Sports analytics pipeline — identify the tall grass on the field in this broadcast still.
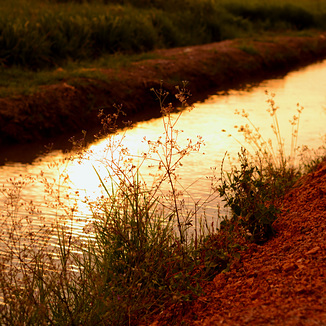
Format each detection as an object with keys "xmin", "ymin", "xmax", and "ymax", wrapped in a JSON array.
[
  {"xmin": 0, "ymin": 84, "xmax": 230, "ymax": 325},
  {"xmin": 0, "ymin": 84, "xmax": 325, "ymax": 324},
  {"xmin": 1, "ymin": 0, "xmax": 325, "ymax": 69}
]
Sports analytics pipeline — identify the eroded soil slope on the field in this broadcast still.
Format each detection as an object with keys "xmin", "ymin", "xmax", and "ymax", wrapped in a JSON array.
[{"xmin": 151, "ymin": 160, "xmax": 326, "ymax": 325}]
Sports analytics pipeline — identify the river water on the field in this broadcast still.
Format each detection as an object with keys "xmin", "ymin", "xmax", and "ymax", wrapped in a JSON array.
[{"xmin": 1, "ymin": 59, "xmax": 326, "ymax": 237}]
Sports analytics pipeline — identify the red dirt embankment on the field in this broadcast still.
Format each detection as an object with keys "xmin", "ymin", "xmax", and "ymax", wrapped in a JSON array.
[
  {"xmin": 1, "ymin": 33, "xmax": 326, "ymax": 144},
  {"xmin": 149, "ymin": 160, "xmax": 326, "ymax": 325}
]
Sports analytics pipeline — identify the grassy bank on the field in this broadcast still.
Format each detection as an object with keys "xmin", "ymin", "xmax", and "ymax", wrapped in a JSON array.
[
  {"xmin": 1, "ymin": 0, "xmax": 325, "ymax": 71},
  {"xmin": 2, "ymin": 33, "xmax": 326, "ymax": 146},
  {"xmin": 1, "ymin": 0, "xmax": 326, "ymax": 145},
  {"xmin": 0, "ymin": 84, "xmax": 325, "ymax": 325}
]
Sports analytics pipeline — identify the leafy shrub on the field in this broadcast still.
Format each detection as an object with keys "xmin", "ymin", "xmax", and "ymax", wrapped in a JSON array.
[
  {"xmin": 217, "ymin": 149, "xmax": 280, "ymax": 243},
  {"xmin": 216, "ymin": 92, "xmax": 303, "ymax": 243}
]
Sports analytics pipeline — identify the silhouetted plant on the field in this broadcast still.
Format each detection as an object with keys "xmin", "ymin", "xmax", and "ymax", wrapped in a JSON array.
[
  {"xmin": 0, "ymin": 83, "xmax": 227, "ymax": 325},
  {"xmin": 216, "ymin": 92, "xmax": 304, "ymax": 243}
]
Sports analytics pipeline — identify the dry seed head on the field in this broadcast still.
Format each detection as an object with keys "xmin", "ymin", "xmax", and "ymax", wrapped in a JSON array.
[
  {"xmin": 296, "ymin": 103, "xmax": 304, "ymax": 113},
  {"xmin": 241, "ymin": 109, "xmax": 249, "ymax": 118},
  {"xmin": 289, "ymin": 114, "xmax": 298, "ymax": 125}
]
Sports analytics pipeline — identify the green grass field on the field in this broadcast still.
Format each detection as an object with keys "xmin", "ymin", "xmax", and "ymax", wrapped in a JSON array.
[
  {"xmin": 0, "ymin": 0, "xmax": 325, "ymax": 97},
  {"xmin": 0, "ymin": 0, "xmax": 325, "ymax": 70}
]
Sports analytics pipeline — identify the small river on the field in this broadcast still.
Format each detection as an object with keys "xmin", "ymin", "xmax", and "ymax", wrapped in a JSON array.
[{"xmin": 1, "ymin": 58, "xmax": 326, "ymax": 237}]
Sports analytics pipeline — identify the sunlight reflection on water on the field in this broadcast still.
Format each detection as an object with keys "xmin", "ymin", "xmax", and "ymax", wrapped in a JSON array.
[{"xmin": 1, "ymin": 59, "xmax": 326, "ymax": 236}]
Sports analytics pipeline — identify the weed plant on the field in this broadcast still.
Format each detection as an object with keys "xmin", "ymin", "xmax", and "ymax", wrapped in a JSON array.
[
  {"xmin": 0, "ymin": 83, "xmax": 324, "ymax": 323},
  {"xmin": 216, "ymin": 91, "xmax": 304, "ymax": 243},
  {"xmin": 0, "ymin": 83, "xmax": 230, "ymax": 325}
]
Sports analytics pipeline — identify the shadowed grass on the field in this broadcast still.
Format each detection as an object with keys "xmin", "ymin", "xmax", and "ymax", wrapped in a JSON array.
[
  {"xmin": 0, "ymin": 0, "xmax": 325, "ymax": 70},
  {"xmin": 1, "ymin": 0, "xmax": 325, "ymax": 98},
  {"xmin": 0, "ymin": 52, "xmax": 159, "ymax": 97}
]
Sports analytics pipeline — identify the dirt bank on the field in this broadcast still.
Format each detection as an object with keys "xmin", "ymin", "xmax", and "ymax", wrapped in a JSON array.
[
  {"xmin": 1, "ymin": 33, "xmax": 326, "ymax": 145},
  {"xmin": 147, "ymin": 159, "xmax": 326, "ymax": 325}
]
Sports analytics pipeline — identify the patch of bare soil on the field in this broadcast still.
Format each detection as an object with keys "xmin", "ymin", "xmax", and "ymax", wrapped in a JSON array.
[
  {"xmin": 1, "ymin": 33, "xmax": 326, "ymax": 144},
  {"xmin": 149, "ymin": 160, "xmax": 326, "ymax": 326}
]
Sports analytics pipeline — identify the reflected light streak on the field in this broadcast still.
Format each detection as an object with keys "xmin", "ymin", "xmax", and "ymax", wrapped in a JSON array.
[{"xmin": 1, "ymin": 59, "xmax": 326, "ymax": 239}]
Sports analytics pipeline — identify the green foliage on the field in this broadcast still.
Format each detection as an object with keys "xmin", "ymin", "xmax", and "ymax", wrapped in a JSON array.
[
  {"xmin": 0, "ymin": 84, "xmax": 229, "ymax": 325},
  {"xmin": 217, "ymin": 92, "xmax": 304, "ymax": 244},
  {"xmin": 218, "ymin": 149, "xmax": 280, "ymax": 244},
  {"xmin": 0, "ymin": 83, "xmax": 324, "ymax": 323},
  {"xmin": 0, "ymin": 0, "xmax": 324, "ymax": 69},
  {"xmin": 0, "ymin": 5, "xmax": 159, "ymax": 69},
  {"xmin": 79, "ymin": 174, "xmax": 205, "ymax": 324},
  {"xmin": 224, "ymin": 3, "xmax": 316, "ymax": 30}
]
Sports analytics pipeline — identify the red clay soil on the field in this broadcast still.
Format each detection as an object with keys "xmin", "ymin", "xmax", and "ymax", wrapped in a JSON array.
[
  {"xmin": 1, "ymin": 33, "xmax": 326, "ymax": 144},
  {"xmin": 149, "ymin": 160, "xmax": 326, "ymax": 326}
]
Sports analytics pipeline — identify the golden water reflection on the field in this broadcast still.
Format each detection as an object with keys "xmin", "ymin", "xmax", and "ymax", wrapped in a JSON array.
[
  {"xmin": 68, "ymin": 59, "xmax": 326, "ymax": 224},
  {"xmin": 1, "ymin": 59, "xmax": 326, "ymax": 237}
]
